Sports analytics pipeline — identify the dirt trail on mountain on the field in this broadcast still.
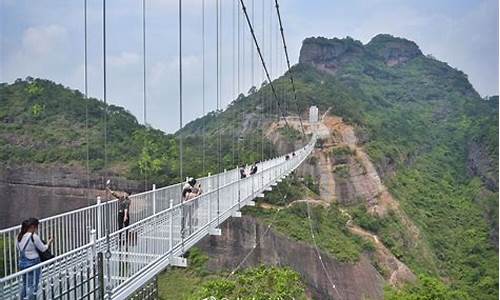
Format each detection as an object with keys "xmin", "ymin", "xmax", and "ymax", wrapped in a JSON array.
[
  {"xmin": 340, "ymin": 208, "xmax": 416, "ymax": 286},
  {"xmin": 271, "ymin": 109, "xmax": 420, "ymax": 286}
]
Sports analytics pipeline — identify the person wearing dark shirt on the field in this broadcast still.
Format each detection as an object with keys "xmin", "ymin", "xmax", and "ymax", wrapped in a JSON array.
[
  {"xmin": 239, "ymin": 166, "xmax": 247, "ymax": 179},
  {"xmin": 249, "ymin": 162, "xmax": 258, "ymax": 175},
  {"xmin": 107, "ymin": 187, "xmax": 131, "ymax": 230}
]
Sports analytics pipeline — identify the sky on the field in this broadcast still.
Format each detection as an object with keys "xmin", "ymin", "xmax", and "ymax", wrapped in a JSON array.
[{"xmin": 1, "ymin": 0, "xmax": 498, "ymax": 133}]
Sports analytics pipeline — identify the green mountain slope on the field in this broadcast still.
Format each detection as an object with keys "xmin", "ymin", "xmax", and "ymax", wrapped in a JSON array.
[
  {"xmin": 180, "ymin": 34, "xmax": 498, "ymax": 299},
  {"xmin": 0, "ymin": 78, "xmax": 276, "ymax": 187},
  {"xmin": 0, "ymin": 33, "xmax": 497, "ymax": 299}
]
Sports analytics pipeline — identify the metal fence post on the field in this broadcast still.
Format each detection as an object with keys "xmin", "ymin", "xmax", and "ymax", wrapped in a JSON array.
[
  {"xmin": 97, "ymin": 252, "xmax": 105, "ymax": 300},
  {"xmin": 105, "ymin": 232, "xmax": 112, "ymax": 299},
  {"xmin": 89, "ymin": 229, "xmax": 97, "ymax": 297},
  {"xmin": 169, "ymin": 199, "xmax": 174, "ymax": 255},
  {"xmin": 152, "ymin": 184, "xmax": 156, "ymax": 215},
  {"xmin": 208, "ymin": 172, "xmax": 212, "ymax": 191},
  {"xmin": 97, "ymin": 196, "xmax": 102, "ymax": 239}
]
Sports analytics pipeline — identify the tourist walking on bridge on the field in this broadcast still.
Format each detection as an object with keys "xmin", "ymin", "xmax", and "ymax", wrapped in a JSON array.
[
  {"xmin": 107, "ymin": 187, "xmax": 131, "ymax": 230},
  {"xmin": 182, "ymin": 178, "xmax": 203, "ymax": 236},
  {"xmin": 17, "ymin": 218, "xmax": 53, "ymax": 300},
  {"xmin": 249, "ymin": 162, "xmax": 258, "ymax": 175}
]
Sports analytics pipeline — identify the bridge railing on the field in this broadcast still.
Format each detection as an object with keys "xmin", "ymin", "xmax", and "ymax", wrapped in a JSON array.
[
  {"xmin": 0, "ymin": 144, "xmax": 303, "ymax": 277},
  {"xmin": 0, "ymin": 137, "xmax": 315, "ymax": 299}
]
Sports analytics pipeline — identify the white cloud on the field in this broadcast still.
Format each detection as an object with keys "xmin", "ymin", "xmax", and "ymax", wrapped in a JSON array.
[
  {"xmin": 108, "ymin": 52, "xmax": 141, "ymax": 67},
  {"xmin": 22, "ymin": 25, "xmax": 68, "ymax": 57},
  {"xmin": 1, "ymin": 0, "xmax": 497, "ymax": 133}
]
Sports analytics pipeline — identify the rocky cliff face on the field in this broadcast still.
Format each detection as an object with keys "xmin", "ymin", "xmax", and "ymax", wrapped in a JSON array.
[
  {"xmin": 299, "ymin": 34, "xmax": 423, "ymax": 74},
  {"xmin": 197, "ymin": 216, "xmax": 385, "ymax": 300},
  {"xmin": 299, "ymin": 37, "xmax": 365, "ymax": 74},
  {"xmin": 0, "ymin": 164, "xmax": 142, "ymax": 228},
  {"xmin": 366, "ymin": 34, "xmax": 422, "ymax": 66}
]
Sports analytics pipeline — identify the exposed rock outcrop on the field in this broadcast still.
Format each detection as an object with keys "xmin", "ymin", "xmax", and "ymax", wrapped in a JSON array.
[
  {"xmin": 299, "ymin": 37, "xmax": 364, "ymax": 75},
  {"xmin": 467, "ymin": 141, "xmax": 498, "ymax": 192},
  {"xmin": 299, "ymin": 34, "xmax": 423, "ymax": 74},
  {"xmin": 197, "ymin": 216, "xmax": 385, "ymax": 300},
  {"xmin": 366, "ymin": 34, "xmax": 422, "ymax": 66},
  {"xmin": 0, "ymin": 164, "xmax": 142, "ymax": 228}
]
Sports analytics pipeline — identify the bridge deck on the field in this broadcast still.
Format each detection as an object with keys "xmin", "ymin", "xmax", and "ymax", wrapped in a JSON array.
[{"xmin": 0, "ymin": 136, "xmax": 315, "ymax": 299}]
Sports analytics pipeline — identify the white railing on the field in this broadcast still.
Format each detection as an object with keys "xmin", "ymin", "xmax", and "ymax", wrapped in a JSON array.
[
  {"xmin": 0, "ymin": 151, "xmax": 288, "ymax": 277},
  {"xmin": 0, "ymin": 136, "xmax": 315, "ymax": 299}
]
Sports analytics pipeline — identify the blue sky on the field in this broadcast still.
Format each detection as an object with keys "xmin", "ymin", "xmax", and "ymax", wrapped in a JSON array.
[{"xmin": 1, "ymin": 0, "xmax": 498, "ymax": 133}]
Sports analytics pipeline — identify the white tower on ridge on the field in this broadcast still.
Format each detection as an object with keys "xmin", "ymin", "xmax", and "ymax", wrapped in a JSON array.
[{"xmin": 309, "ymin": 106, "xmax": 319, "ymax": 123}]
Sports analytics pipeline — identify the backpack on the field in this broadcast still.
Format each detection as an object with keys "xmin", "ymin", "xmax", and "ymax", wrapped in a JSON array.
[{"xmin": 31, "ymin": 235, "xmax": 54, "ymax": 262}]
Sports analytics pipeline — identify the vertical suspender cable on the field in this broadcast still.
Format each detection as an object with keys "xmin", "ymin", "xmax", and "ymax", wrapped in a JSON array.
[
  {"xmin": 268, "ymin": 0, "xmax": 273, "ymax": 156},
  {"xmin": 216, "ymin": 0, "xmax": 221, "ymax": 226},
  {"xmin": 237, "ymin": 0, "xmax": 241, "ymax": 165},
  {"xmin": 84, "ymin": 0, "xmax": 90, "ymax": 205},
  {"xmin": 273, "ymin": 0, "xmax": 306, "ymax": 137},
  {"xmin": 242, "ymin": 4, "xmax": 245, "ymax": 94},
  {"xmin": 142, "ymin": 0, "xmax": 147, "ymax": 125},
  {"xmin": 238, "ymin": 0, "xmax": 289, "ymax": 128},
  {"xmin": 102, "ymin": 2, "xmax": 112, "ymax": 295},
  {"xmin": 142, "ymin": 0, "xmax": 148, "ymax": 190},
  {"xmin": 232, "ymin": 0, "xmax": 236, "ymax": 166},
  {"xmin": 178, "ymin": 0, "xmax": 185, "ymax": 253},
  {"xmin": 251, "ymin": 0, "xmax": 255, "ymax": 89},
  {"xmin": 275, "ymin": 14, "xmax": 280, "ymax": 121},
  {"xmin": 269, "ymin": 0, "xmax": 272, "ymax": 83},
  {"xmin": 202, "ymin": 0, "xmax": 206, "ymax": 174},
  {"xmin": 178, "ymin": 0, "xmax": 183, "ymax": 182},
  {"xmin": 251, "ymin": 0, "xmax": 256, "ymax": 156},
  {"xmin": 261, "ymin": 0, "xmax": 265, "ymax": 161},
  {"xmin": 102, "ymin": 0, "xmax": 108, "ymax": 186}
]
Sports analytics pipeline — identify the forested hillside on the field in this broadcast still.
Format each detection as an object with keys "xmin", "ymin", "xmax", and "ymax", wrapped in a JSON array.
[
  {"xmin": 0, "ymin": 33, "xmax": 497, "ymax": 299},
  {"xmin": 0, "ymin": 78, "xmax": 276, "ymax": 187},
  {"xmin": 178, "ymin": 34, "xmax": 499, "ymax": 299}
]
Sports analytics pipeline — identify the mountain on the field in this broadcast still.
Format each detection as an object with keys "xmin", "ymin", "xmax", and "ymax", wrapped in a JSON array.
[
  {"xmin": 0, "ymin": 33, "xmax": 498, "ymax": 299},
  {"xmin": 176, "ymin": 34, "xmax": 498, "ymax": 299}
]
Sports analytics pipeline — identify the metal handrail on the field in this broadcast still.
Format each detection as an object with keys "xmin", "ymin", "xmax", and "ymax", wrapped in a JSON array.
[{"xmin": 0, "ymin": 136, "xmax": 315, "ymax": 300}]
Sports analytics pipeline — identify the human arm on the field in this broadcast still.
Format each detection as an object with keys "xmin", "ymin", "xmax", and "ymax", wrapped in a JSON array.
[
  {"xmin": 32, "ymin": 234, "xmax": 50, "ymax": 252},
  {"xmin": 123, "ymin": 199, "xmax": 131, "ymax": 222},
  {"xmin": 106, "ymin": 187, "xmax": 121, "ymax": 200}
]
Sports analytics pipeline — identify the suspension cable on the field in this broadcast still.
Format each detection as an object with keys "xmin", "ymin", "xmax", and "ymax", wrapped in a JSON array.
[
  {"xmin": 251, "ymin": 0, "xmax": 255, "ymax": 89},
  {"xmin": 305, "ymin": 202, "xmax": 343, "ymax": 298},
  {"xmin": 237, "ymin": 0, "xmax": 241, "ymax": 165},
  {"xmin": 227, "ymin": 184, "xmax": 286, "ymax": 278},
  {"xmin": 216, "ymin": 0, "xmax": 221, "ymax": 226},
  {"xmin": 261, "ymin": 0, "xmax": 266, "ymax": 160},
  {"xmin": 232, "ymin": 0, "xmax": 236, "ymax": 166},
  {"xmin": 178, "ymin": 0, "xmax": 183, "ymax": 182},
  {"xmin": 260, "ymin": 0, "xmax": 264, "ymax": 162},
  {"xmin": 269, "ymin": 0, "xmax": 273, "ymax": 81},
  {"xmin": 202, "ymin": 0, "xmax": 206, "ymax": 174},
  {"xmin": 142, "ymin": 0, "xmax": 147, "ymax": 125},
  {"xmin": 84, "ymin": 0, "xmax": 90, "ymax": 205},
  {"xmin": 102, "ymin": 0, "xmax": 108, "ymax": 185},
  {"xmin": 273, "ymin": 0, "xmax": 306, "ymax": 137},
  {"xmin": 239, "ymin": 0, "xmax": 290, "ymax": 128},
  {"xmin": 142, "ymin": 0, "xmax": 148, "ymax": 190}
]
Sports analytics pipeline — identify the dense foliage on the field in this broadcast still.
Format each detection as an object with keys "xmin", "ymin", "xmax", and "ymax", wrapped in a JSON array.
[
  {"xmin": 246, "ymin": 199, "xmax": 374, "ymax": 263},
  {"xmin": 291, "ymin": 39, "xmax": 498, "ymax": 298},
  {"xmin": 158, "ymin": 248, "xmax": 306, "ymax": 300},
  {"xmin": 385, "ymin": 274, "xmax": 471, "ymax": 300},
  {"xmin": 0, "ymin": 78, "xmax": 278, "ymax": 187},
  {"xmin": 1, "ymin": 33, "xmax": 498, "ymax": 298},
  {"xmin": 188, "ymin": 35, "xmax": 498, "ymax": 299}
]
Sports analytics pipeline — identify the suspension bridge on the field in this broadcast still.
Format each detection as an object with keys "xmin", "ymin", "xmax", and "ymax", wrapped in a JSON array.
[
  {"xmin": 1, "ymin": 0, "xmax": 324, "ymax": 299},
  {"xmin": 0, "ymin": 137, "xmax": 316, "ymax": 299}
]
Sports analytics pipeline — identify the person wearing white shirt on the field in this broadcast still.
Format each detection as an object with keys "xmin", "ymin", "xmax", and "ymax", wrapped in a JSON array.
[{"xmin": 16, "ymin": 218, "xmax": 53, "ymax": 299}]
